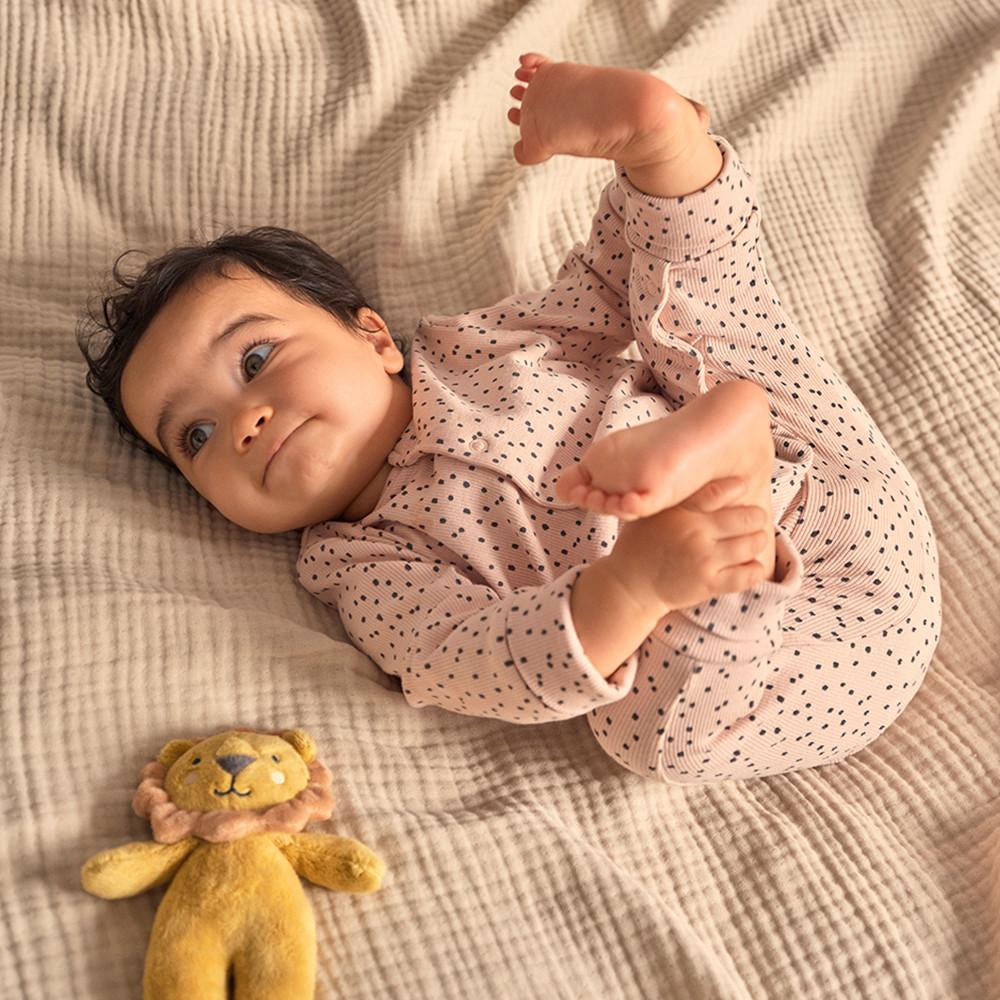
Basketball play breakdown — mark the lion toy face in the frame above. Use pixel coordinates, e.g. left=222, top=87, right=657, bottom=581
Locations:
left=132, top=728, right=335, bottom=844
left=162, top=730, right=313, bottom=812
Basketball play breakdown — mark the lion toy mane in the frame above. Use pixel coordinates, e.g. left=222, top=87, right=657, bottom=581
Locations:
left=81, top=728, right=387, bottom=999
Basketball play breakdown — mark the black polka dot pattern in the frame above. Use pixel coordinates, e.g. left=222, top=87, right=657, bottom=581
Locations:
left=297, top=132, right=942, bottom=785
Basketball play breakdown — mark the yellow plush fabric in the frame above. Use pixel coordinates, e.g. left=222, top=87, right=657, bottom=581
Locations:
left=80, top=729, right=387, bottom=999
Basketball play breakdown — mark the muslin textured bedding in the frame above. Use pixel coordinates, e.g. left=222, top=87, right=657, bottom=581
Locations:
left=2, top=1, right=998, bottom=998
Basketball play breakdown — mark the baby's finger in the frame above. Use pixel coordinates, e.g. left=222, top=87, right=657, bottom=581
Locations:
left=713, top=560, right=767, bottom=595
left=678, top=476, right=747, bottom=513
left=710, top=504, right=769, bottom=538
left=715, top=531, right=769, bottom=566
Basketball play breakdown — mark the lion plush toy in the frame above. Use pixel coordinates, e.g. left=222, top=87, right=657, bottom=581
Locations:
left=81, top=728, right=386, bottom=999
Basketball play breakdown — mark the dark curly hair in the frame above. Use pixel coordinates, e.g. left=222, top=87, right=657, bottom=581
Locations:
left=76, top=225, right=409, bottom=475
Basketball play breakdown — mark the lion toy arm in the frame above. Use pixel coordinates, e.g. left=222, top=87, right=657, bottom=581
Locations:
left=274, top=833, right=387, bottom=893
left=81, top=837, right=198, bottom=899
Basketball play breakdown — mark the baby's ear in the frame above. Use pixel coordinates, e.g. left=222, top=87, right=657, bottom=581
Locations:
left=279, top=729, right=316, bottom=763
left=157, top=739, right=195, bottom=768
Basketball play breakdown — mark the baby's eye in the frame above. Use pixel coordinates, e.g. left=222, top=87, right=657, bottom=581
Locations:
left=175, top=340, right=274, bottom=458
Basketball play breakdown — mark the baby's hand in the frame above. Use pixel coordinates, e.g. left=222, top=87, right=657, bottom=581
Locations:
left=606, top=477, right=770, bottom=616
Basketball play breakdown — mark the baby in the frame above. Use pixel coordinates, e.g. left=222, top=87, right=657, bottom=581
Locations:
left=78, top=54, right=941, bottom=785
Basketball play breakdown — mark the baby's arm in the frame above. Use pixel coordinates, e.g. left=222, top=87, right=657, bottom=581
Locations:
left=298, top=533, right=641, bottom=723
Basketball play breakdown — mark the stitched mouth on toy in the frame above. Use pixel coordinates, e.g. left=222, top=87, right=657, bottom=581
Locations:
left=213, top=781, right=252, bottom=797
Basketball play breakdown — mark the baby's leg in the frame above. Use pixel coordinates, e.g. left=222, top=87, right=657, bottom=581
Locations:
left=589, top=571, right=942, bottom=783
left=585, top=133, right=941, bottom=782
left=628, top=134, right=938, bottom=623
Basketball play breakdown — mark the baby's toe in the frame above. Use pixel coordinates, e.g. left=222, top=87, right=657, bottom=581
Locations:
left=617, top=491, right=648, bottom=518
left=604, top=494, right=629, bottom=518
left=608, top=494, right=633, bottom=518
left=557, top=464, right=590, bottom=498
left=583, top=486, right=610, bottom=511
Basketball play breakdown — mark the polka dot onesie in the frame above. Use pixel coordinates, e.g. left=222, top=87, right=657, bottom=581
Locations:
left=297, top=132, right=942, bottom=784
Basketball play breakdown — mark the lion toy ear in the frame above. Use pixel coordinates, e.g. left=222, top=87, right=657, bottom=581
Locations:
left=156, top=739, right=195, bottom=768
left=279, top=729, right=316, bottom=763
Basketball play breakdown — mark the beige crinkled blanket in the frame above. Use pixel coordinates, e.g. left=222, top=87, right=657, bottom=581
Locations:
left=2, top=1, right=998, bottom=997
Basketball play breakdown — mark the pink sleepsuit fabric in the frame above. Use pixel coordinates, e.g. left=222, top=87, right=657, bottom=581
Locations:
left=297, top=132, right=942, bottom=784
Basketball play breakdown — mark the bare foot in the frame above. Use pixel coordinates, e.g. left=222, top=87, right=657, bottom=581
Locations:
left=554, top=379, right=775, bottom=522
left=506, top=52, right=710, bottom=169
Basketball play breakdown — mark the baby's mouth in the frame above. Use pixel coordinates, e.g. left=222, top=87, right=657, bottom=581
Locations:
left=213, top=778, right=252, bottom=797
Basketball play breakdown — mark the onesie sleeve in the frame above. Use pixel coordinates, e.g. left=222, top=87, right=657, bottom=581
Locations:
left=298, top=536, right=639, bottom=724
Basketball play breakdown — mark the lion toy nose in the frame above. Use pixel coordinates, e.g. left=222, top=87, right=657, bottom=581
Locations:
left=216, top=754, right=256, bottom=776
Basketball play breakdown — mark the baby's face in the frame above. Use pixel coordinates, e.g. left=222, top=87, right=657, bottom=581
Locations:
left=120, top=262, right=411, bottom=533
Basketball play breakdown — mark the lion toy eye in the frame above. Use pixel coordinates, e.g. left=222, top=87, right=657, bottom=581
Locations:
left=192, top=757, right=202, bottom=765
left=271, top=754, right=280, bottom=762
